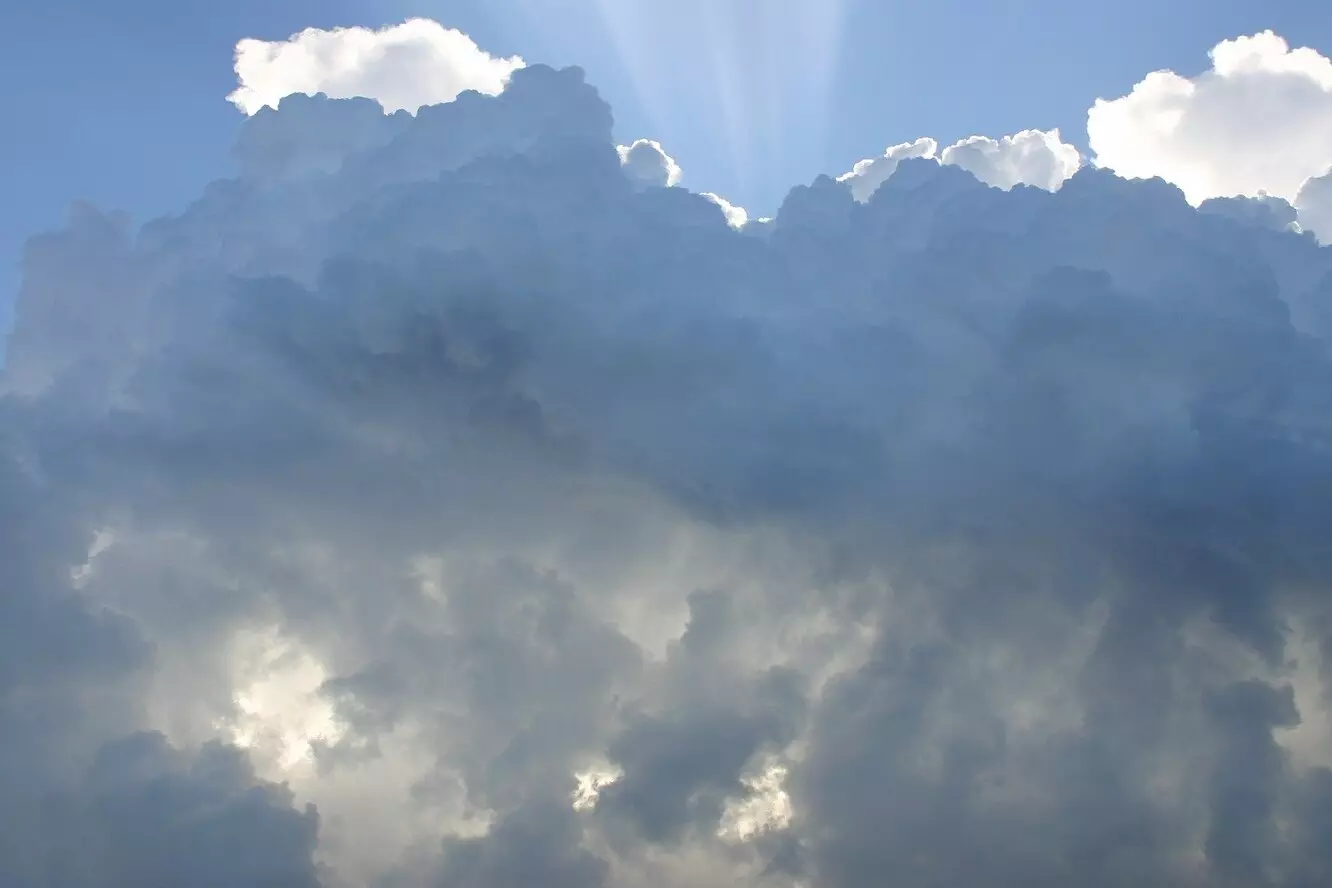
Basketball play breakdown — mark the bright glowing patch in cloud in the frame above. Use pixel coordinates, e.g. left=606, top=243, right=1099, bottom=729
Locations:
left=225, top=627, right=344, bottom=772
left=572, top=763, right=623, bottom=811
left=1088, top=31, right=1332, bottom=207
left=228, top=18, right=525, bottom=115
left=718, top=760, right=793, bottom=842
left=617, top=138, right=683, bottom=188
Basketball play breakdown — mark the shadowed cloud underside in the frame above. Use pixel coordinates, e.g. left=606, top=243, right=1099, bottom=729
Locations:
left=4, top=34, right=1332, bottom=888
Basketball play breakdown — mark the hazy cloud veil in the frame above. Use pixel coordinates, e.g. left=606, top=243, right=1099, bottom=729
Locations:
left=5, top=20, right=1332, bottom=888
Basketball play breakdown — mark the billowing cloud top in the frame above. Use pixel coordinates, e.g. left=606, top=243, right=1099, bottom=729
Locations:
left=228, top=19, right=526, bottom=114
left=1296, top=170, right=1332, bottom=243
left=700, top=192, right=750, bottom=228
left=616, top=138, right=685, bottom=189
left=940, top=129, right=1082, bottom=192
left=1089, top=31, right=1332, bottom=210
left=839, top=130, right=1081, bottom=202
left=7, top=23, right=1332, bottom=888
left=838, top=136, right=940, bottom=201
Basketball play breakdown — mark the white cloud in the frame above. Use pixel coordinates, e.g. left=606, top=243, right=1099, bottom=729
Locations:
left=227, top=18, right=525, bottom=115
left=1087, top=31, right=1332, bottom=206
left=617, top=138, right=683, bottom=188
left=837, top=137, right=938, bottom=202
left=701, top=192, right=749, bottom=228
left=839, top=130, right=1080, bottom=201
left=617, top=139, right=749, bottom=226
left=940, top=129, right=1081, bottom=192
left=1295, top=169, right=1332, bottom=244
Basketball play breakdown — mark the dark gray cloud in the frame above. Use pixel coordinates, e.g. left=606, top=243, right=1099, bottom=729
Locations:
left=0, top=425, right=320, bottom=887
left=5, top=61, right=1332, bottom=888
left=46, top=733, right=322, bottom=888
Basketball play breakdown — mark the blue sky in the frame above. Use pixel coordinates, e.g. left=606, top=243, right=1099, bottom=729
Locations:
left=3, top=0, right=1331, bottom=337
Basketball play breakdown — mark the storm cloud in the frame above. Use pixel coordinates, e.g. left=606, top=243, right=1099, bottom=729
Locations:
left=5, top=40, right=1332, bottom=888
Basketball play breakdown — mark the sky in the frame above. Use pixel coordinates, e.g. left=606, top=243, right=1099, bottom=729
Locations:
left=4, top=0, right=1332, bottom=336
left=6, top=4, right=1332, bottom=888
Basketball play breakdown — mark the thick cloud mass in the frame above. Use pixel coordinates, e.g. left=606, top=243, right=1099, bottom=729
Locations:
left=8, top=47, right=1332, bottom=888
left=1296, top=171, right=1332, bottom=244
left=1089, top=31, right=1332, bottom=215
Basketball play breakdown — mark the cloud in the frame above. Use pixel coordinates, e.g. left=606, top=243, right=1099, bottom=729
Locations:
left=701, top=192, right=749, bottom=228
left=838, top=137, right=937, bottom=201
left=839, top=130, right=1080, bottom=201
left=9, top=23, right=1332, bottom=888
left=49, top=734, right=322, bottom=888
left=227, top=19, right=525, bottom=115
left=1295, top=169, right=1332, bottom=243
left=617, top=138, right=683, bottom=188
left=1199, top=193, right=1300, bottom=234
left=940, top=129, right=1081, bottom=191
left=1088, top=31, right=1332, bottom=207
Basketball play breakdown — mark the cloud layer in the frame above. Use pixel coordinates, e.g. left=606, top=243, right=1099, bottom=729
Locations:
left=7, top=24, right=1332, bottom=888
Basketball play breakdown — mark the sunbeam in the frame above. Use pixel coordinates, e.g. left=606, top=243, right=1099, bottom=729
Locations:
left=587, top=0, right=846, bottom=191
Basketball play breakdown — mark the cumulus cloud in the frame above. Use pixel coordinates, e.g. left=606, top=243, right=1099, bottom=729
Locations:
left=617, top=138, right=683, bottom=188
left=1295, top=169, right=1332, bottom=243
left=837, top=137, right=937, bottom=201
left=940, top=129, right=1081, bottom=191
left=227, top=19, right=525, bottom=115
left=839, top=130, right=1080, bottom=201
left=1088, top=31, right=1332, bottom=208
left=9, top=23, right=1332, bottom=888
left=1199, top=193, right=1300, bottom=234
